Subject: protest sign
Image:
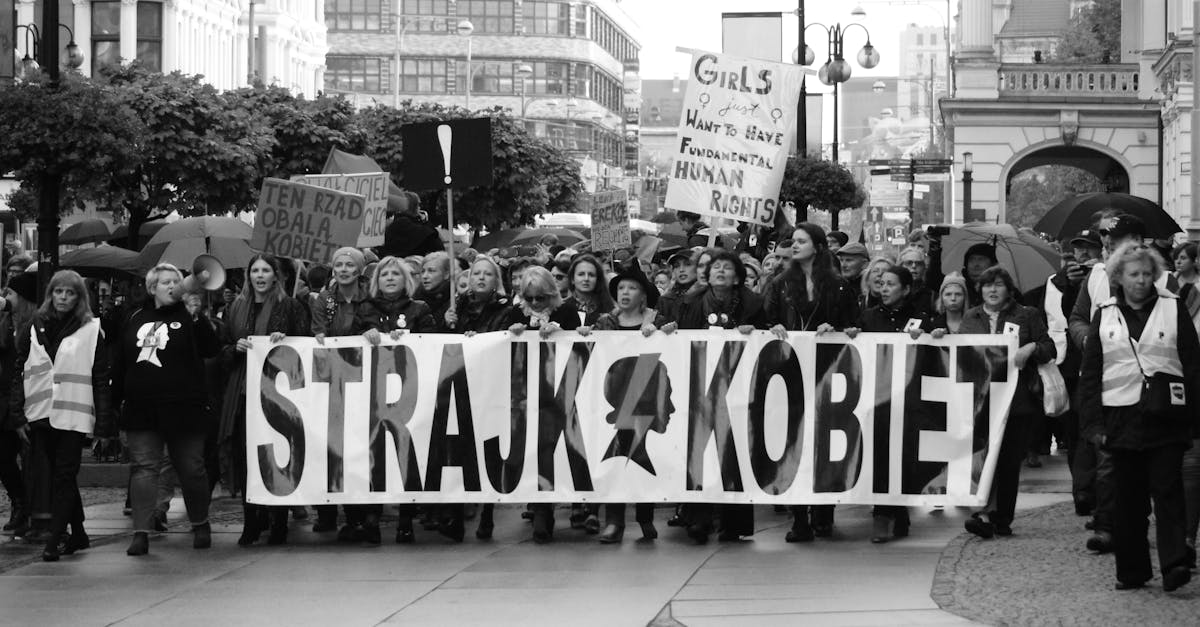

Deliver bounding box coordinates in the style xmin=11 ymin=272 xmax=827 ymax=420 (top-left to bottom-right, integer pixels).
xmin=245 ymin=331 xmax=1017 ymax=507
xmin=590 ymin=189 xmax=631 ymax=251
xmin=663 ymin=50 xmax=805 ymax=227
xmin=295 ymin=172 xmax=390 ymax=248
xmin=251 ymin=178 xmax=365 ymax=264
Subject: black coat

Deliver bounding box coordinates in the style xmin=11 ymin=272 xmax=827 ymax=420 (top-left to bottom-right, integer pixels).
xmin=677 ymin=286 xmax=766 ymax=330
xmin=450 ymin=292 xmax=512 ymax=333
xmin=502 ymin=301 xmax=582 ymax=331
xmin=378 ymin=213 xmax=443 ymax=259
xmin=762 ymin=270 xmax=859 ymax=331
xmin=353 ymin=295 xmax=437 ymax=334
xmin=958 ymin=301 xmax=1056 ymax=416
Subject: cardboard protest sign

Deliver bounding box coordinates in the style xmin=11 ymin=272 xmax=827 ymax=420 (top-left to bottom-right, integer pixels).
xmin=251 ymin=178 xmax=365 ymax=264
xmin=401 ymin=118 xmax=494 ymax=190
xmin=589 ymin=189 xmax=631 ymax=251
xmin=665 ymin=50 xmax=805 ymax=226
xmin=295 ymin=173 xmax=390 ymax=248
xmin=246 ymin=331 xmax=1018 ymax=507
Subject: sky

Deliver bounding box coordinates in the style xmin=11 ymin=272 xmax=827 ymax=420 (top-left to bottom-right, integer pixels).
xmin=617 ymin=0 xmax=954 ymax=80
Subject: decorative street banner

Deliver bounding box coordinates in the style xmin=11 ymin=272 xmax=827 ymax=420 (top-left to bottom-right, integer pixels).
xmin=246 ymin=331 xmax=1018 ymax=507
xmin=251 ymin=178 xmax=366 ymax=264
xmin=664 ymin=49 xmax=805 ymax=226
xmin=294 ymin=172 xmax=390 ymax=248
xmin=590 ymin=189 xmax=631 ymax=251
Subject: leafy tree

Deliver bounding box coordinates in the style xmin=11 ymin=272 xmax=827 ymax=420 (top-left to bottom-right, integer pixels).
xmin=778 ymin=156 xmax=867 ymax=218
xmin=1054 ymin=0 xmax=1121 ymax=63
xmin=0 ymin=73 xmax=144 ymax=220
xmin=99 ymin=64 xmax=277 ymax=246
xmin=356 ymin=100 xmax=583 ymax=236
xmin=1007 ymin=165 xmax=1104 ymax=229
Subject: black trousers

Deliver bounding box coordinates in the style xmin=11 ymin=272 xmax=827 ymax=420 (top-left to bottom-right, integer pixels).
xmin=985 ymin=411 xmax=1032 ymax=527
xmin=1074 ymin=439 xmax=1116 ymax=531
xmin=1111 ymin=444 xmax=1190 ymax=584
xmin=0 ymin=429 xmax=25 ymax=503
xmin=31 ymin=423 xmax=85 ymax=541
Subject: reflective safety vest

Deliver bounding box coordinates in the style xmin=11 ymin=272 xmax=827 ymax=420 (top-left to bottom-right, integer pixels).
xmin=1098 ymin=290 xmax=1182 ymax=407
xmin=23 ymin=318 xmax=100 ymax=434
xmin=1088 ymin=262 xmax=1171 ymax=319
xmin=1045 ymin=277 xmax=1068 ymax=365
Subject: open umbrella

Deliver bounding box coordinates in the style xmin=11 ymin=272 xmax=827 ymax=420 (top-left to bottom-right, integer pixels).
xmin=59 ymin=219 xmax=113 ymax=246
xmin=1034 ymin=192 xmax=1182 ymax=239
xmin=107 ymin=219 xmax=168 ymax=250
xmin=940 ymin=224 xmax=1060 ymax=292
xmin=59 ymin=246 xmax=143 ymax=277
xmin=474 ymin=227 xmax=586 ymax=251
xmin=137 ymin=216 xmax=255 ymax=270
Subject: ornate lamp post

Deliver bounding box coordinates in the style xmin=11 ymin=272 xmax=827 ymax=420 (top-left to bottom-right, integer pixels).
xmin=962 ymin=151 xmax=974 ymax=223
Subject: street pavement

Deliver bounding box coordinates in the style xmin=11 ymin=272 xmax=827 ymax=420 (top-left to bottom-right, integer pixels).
xmin=1 ymin=452 xmax=1187 ymax=626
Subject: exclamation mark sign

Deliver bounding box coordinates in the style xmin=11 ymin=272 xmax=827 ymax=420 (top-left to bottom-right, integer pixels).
xmin=437 ymin=124 xmax=453 ymax=185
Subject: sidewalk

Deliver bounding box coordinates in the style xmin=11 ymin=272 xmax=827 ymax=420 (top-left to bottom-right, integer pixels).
xmin=0 ymin=454 xmax=1092 ymax=626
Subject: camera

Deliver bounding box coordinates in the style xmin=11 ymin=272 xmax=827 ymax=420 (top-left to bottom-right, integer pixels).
xmin=926 ymin=225 xmax=951 ymax=238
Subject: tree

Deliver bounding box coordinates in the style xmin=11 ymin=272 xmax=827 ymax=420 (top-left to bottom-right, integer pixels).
xmin=100 ymin=64 xmax=277 ymax=246
xmin=778 ymin=156 xmax=867 ymax=217
xmin=356 ymin=100 xmax=582 ymax=235
xmin=0 ymin=73 xmax=144 ymax=221
xmin=1007 ymin=165 xmax=1104 ymax=229
xmin=1054 ymin=0 xmax=1121 ymax=63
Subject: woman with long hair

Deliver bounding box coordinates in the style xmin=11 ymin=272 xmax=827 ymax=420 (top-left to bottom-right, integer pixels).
xmin=219 ymin=254 xmax=308 ymax=547
xmin=504 ymin=266 xmax=581 ymax=543
xmin=0 ymin=268 xmax=37 ymax=537
xmin=113 ymin=264 xmax=222 ymax=556
xmin=764 ymin=222 xmax=859 ymax=542
xmin=666 ymin=250 xmax=765 ymax=544
xmin=564 ymin=254 xmax=614 ymax=327
xmin=415 ymin=251 xmax=454 ymax=328
xmin=959 ymin=266 xmax=1055 ymax=541
xmin=861 ymin=256 xmax=894 ymax=310
xmin=12 ymin=270 xmax=112 ymax=561
xmin=588 ymin=262 xmax=661 ymax=544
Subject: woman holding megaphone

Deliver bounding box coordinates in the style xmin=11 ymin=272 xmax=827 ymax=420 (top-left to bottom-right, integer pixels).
xmin=110 ymin=261 xmax=222 ymax=556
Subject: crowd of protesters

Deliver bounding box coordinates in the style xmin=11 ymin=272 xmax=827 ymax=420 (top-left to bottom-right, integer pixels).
xmin=0 ymin=203 xmax=1197 ymax=593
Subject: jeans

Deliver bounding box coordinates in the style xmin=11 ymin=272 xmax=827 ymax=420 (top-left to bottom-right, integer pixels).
xmin=1181 ymin=439 xmax=1200 ymax=547
xmin=1112 ymin=444 xmax=1190 ymax=584
xmin=126 ymin=429 xmax=210 ymax=532
xmin=156 ymin=450 xmax=178 ymax=514
xmin=30 ymin=423 xmax=85 ymax=542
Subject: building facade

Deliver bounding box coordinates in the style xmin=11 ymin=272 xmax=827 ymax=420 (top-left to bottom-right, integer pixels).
xmin=898 ymin=24 xmax=947 ymax=120
xmin=13 ymin=0 xmax=327 ymax=94
xmin=323 ymin=0 xmax=640 ymax=190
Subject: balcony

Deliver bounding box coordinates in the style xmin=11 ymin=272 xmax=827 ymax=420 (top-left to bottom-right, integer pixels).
xmin=997 ymin=64 xmax=1141 ymax=99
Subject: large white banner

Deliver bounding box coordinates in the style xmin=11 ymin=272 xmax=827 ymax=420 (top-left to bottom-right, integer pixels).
xmin=664 ymin=50 xmax=805 ymax=226
xmin=246 ymin=331 xmax=1018 ymax=507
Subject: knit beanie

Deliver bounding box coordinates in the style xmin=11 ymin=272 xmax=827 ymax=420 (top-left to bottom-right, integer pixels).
xmin=7 ymin=271 xmax=38 ymax=304
xmin=939 ymin=273 xmax=968 ymax=298
xmin=332 ymin=246 xmax=365 ymax=270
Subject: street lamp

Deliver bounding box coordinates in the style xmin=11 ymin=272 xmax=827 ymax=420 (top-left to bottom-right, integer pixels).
xmin=799 ymin=21 xmax=879 ymax=230
xmin=16 ymin=23 xmax=84 ymax=79
xmin=394 ymin=14 xmax=447 ymax=107
xmin=456 ymin=19 xmax=475 ymax=109
xmin=962 ymin=151 xmax=974 ymax=223
xmin=515 ymin=62 xmax=534 ymax=116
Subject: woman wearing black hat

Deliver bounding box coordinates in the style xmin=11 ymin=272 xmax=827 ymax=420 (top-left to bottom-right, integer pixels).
xmin=588 ymin=262 xmax=661 ymax=543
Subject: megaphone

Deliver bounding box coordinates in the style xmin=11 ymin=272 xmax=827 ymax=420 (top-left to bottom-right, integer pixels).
xmin=175 ymin=254 xmax=226 ymax=296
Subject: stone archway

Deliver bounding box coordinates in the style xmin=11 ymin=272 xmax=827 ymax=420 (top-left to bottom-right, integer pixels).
xmin=1005 ymin=144 xmax=1130 ymax=196
xmin=999 ymin=142 xmax=1132 ymax=226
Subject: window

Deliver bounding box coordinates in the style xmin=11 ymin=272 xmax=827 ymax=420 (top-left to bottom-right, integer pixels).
xmin=91 ymin=1 xmax=121 ymax=73
xmin=460 ymin=59 xmax=513 ymax=93
xmin=929 ymin=33 xmax=937 ymax=46
xmin=522 ymin=1 xmax=570 ymax=36
xmin=527 ymin=61 xmax=569 ymax=95
xmin=325 ymin=0 xmax=383 ymax=31
xmin=399 ymin=0 xmax=450 ymax=32
xmin=400 ymin=58 xmax=448 ymax=93
xmin=325 ymin=56 xmax=385 ymax=92
xmin=591 ymin=69 xmax=621 ymax=112
xmin=136 ymin=2 xmax=162 ymax=72
xmin=458 ymin=0 xmax=515 ymax=34
xmin=916 ymin=33 xmax=924 ymax=45
xmin=591 ymin=10 xmax=636 ymax=62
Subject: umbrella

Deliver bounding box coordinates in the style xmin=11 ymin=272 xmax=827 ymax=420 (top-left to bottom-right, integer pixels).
xmin=940 ymin=223 xmax=1060 ymax=292
xmin=59 ymin=219 xmax=113 ymax=246
xmin=474 ymin=227 xmax=586 ymax=251
xmin=1034 ymin=192 xmax=1182 ymax=239
xmin=59 ymin=246 xmax=143 ymax=277
xmin=650 ymin=211 xmax=678 ymax=225
xmin=137 ymin=216 xmax=255 ymax=270
xmin=107 ymin=219 xmax=168 ymax=250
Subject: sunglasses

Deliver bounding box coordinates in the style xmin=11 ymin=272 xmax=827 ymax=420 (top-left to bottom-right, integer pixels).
xmin=523 ymin=293 xmax=550 ymax=302
xmin=1097 ymin=229 xmax=1110 ymax=237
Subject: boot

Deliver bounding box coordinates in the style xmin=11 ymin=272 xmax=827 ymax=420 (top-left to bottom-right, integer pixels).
xmin=3 ymin=497 xmax=27 ymax=532
xmin=61 ymin=530 xmax=90 ymax=555
xmin=598 ymin=524 xmax=624 ymax=544
xmin=266 ymin=508 xmax=288 ymax=545
xmin=238 ymin=503 xmax=265 ymax=546
xmin=126 ymin=531 xmax=149 ymax=556
xmin=476 ymin=504 xmax=495 ymax=540
xmin=532 ymin=506 xmax=554 ymax=544
xmin=312 ymin=505 xmax=338 ymax=533
xmin=870 ymin=515 xmax=892 ymax=544
xmin=193 ymin=522 xmax=212 ymax=549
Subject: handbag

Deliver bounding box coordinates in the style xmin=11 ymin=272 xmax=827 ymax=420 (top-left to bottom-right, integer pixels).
xmin=1037 ymin=361 xmax=1069 ymax=417
xmin=1128 ymin=336 xmax=1188 ymax=416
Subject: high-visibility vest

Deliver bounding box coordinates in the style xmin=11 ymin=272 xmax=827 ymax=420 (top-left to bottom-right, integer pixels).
xmin=23 ymin=318 xmax=100 ymax=434
xmin=1045 ymin=277 xmax=1068 ymax=365
xmin=1098 ymin=290 xmax=1182 ymax=406
xmin=1088 ymin=262 xmax=1171 ymax=319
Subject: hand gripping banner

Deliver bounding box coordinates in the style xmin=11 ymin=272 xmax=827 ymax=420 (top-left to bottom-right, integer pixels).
xmin=245 ymin=331 xmax=1018 ymax=507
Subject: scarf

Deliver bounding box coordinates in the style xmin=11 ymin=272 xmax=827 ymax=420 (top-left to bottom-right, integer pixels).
xmin=520 ymin=300 xmax=552 ymax=328
xmin=227 ymin=293 xmax=277 ymax=339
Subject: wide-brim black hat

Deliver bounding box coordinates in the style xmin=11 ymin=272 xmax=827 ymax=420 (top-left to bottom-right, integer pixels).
xmin=608 ymin=261 xmax=658 ymax=309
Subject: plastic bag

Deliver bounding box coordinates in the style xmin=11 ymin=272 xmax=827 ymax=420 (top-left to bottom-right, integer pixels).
xmin=1038 ymin=361 xmax=1069 ymax=417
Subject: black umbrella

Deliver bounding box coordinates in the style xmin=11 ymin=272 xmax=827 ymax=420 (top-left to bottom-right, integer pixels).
xmin=649 ymin=211 xmax=678 ymax=225
xmin=1034 ymin=192 xmax=1182 ymax=239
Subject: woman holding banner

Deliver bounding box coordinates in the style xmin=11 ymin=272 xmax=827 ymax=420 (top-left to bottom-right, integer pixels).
xmin=309 ymin=246 xmax=369 ymax=538
xmin=220 ymin=254 xmax=308 ymax=547
xmin=764 ymin=223 xmax=859 ymax=543
xmin=445 ymin=255 xmax=512 ymax=540
xmin=1079 ymin=244 xmax=1199 ymax=592
xmin=565 ymin=254 xmax=614 ymax=328
xmin=959 ymin=267 xmax=1055 ymax=541
xmin=415 ymin=251 xmax=454 ymax=328
xmin=505 ymin=266 xmax=581 ymax=543
xmin=355 ymin=256 xmax=437 ymax=544
xmin=845 ymin=265 xmax=926 ymax=543
xmin=588 ymin=261 xmax=661 ymax=544
xmin=667 ymin=250 xmax=765 ymax=544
